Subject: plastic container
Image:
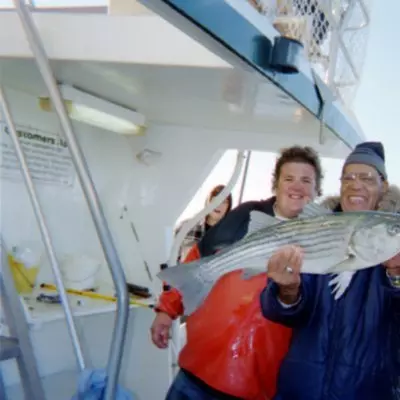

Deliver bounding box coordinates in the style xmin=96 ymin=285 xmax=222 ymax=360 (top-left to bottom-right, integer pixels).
xmin=8 ymin=243 xmax=42 ymax=294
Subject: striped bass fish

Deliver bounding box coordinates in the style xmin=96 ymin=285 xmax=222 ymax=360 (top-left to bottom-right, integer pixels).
xmin=158 ymin=203 xmax=400 ymax=316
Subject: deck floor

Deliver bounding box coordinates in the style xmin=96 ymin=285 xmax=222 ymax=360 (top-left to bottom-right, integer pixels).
xmin=6 ymin=369 xmax=77 ymax=400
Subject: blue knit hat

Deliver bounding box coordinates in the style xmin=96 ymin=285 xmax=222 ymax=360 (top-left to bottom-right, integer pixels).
xmin=343 ymin=141 xmax=387 ymax=180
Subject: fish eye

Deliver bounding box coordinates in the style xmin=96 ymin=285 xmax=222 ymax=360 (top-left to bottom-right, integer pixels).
xmin=387 ymin=224 xmax=400 ymax=236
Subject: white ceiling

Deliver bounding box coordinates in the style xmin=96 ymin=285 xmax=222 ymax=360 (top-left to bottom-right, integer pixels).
xmin=0 ymin=59 xmax=330 ymax=140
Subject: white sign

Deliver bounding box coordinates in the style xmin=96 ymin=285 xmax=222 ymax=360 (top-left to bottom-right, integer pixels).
xmin=0 ymin=123 xmax=75 ymax=187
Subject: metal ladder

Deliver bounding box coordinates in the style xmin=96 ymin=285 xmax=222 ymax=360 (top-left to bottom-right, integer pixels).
xmin=0 ymin=1 xmax=130 ymax=398
xmin=0 ymin=237 xmax=46 ymax=400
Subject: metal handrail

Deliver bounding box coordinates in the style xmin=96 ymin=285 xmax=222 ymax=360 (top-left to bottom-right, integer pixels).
xmin=12 ymin=1 xmax=130 ymax=398
xmin=0 ymin=86 xmax=86 ymax=371
xmin=0 ymin=235 xmax=47 ymax=400
xmin=238 ymin=150 xmax=252 ymax=204
xmin=167 ymin=150 xmax=246 ymax=381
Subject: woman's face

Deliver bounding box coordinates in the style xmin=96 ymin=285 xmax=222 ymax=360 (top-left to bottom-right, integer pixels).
xmin=274 ymin=162 xmax=318 ymax=218
xmin=207 ymin=198 xmax=230 ymax=225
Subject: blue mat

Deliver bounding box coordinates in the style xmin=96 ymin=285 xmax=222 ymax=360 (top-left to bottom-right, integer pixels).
xmin=71 ymin=369 xmax=135 ymax=400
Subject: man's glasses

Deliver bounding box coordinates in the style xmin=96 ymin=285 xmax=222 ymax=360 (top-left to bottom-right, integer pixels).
xmin=340 ymin=172 xmax=382 ymax=187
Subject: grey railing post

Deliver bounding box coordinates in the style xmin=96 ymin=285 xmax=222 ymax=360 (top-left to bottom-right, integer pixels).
xmin=0 ymin=85 xmax=86 ymax=371
xmin=12 ymin=1 xmax=130 ymax=398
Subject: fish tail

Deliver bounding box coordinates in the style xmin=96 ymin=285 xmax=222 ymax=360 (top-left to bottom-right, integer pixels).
xmin=157 ymin=259 xmax=213 ymax=315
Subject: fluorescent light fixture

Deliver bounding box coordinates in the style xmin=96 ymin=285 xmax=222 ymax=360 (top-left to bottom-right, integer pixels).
xmin=38 ymin=84 xmax=146 ymax=135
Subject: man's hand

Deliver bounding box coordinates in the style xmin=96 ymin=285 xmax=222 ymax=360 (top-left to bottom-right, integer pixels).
xmin=150 ymin=312 xmax=173 ymax=349
xmin=267 ymin=245 xmax=303 ymax=305
xmin=384 ymin=253 xmax=400 ymax=277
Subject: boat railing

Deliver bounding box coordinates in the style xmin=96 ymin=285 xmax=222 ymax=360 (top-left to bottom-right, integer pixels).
xmin=252 ymin=0 xmax=372 ymax=107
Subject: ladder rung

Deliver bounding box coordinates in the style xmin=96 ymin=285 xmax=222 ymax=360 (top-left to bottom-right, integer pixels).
xmin=0 ymin=336 xmax=20 ymax=361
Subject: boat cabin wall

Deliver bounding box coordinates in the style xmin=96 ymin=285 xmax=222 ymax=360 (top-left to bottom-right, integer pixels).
xmin=0 ymin=88 xmax=231 ymax=292
xmin=0 ymin=87 xmax=230 ymax=398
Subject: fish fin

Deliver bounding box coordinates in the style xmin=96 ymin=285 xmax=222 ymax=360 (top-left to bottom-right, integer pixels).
xmin=329 ymin=271 xmax=355 ymax=300
xmin=298 ymin=202 xmax=332 ymax=218
xmin=328 ymin=252 xmax=357 ymax=273
xmin=241 ymin=267 xmax=264 ymax=280
xmin=157 ymin=260 xmax=213 ymax=316
xmin=246 ymin=211 xmax=280 ymax=236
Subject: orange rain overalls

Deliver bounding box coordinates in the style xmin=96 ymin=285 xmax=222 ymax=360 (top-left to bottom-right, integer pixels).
xmin=155 ymin=244 xmax=292 ymax=400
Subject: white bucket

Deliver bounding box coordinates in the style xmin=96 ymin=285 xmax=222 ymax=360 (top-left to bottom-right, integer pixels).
xmin=59 ymin=254 xmax=102 ymax=290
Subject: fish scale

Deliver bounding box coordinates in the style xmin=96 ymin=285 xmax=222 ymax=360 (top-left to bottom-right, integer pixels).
xmin=211 ymin=222 xmax=348 ymax=258
xmin=203 ymin=221 xmax=353 ymax=277
xmin=158 ymin=205 xmax=400 ymax=316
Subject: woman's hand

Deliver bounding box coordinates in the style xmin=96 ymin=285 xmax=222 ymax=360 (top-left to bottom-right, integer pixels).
xmin=150 ymin=312 xmax=173 ymax=349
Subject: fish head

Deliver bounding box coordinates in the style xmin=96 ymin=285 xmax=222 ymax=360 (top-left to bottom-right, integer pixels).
xmin=350 ymin=212 xmax=400 ymax=268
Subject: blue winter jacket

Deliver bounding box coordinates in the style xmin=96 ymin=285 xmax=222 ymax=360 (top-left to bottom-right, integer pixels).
xmin=260 ymin=200 xmax=400 ymax=400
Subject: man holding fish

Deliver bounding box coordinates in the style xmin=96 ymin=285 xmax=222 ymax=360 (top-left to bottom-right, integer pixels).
xmin=261 ymin=141 xmax=400 ymax=399
xmin=152 ymin=145 xmax=324 ymax=399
